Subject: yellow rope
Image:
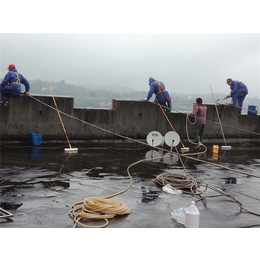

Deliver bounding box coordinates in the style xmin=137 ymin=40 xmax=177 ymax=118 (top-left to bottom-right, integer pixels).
xmin=68 ymin=173 xmax=132 ymax=228
xmin=69 ymin=198 xmax=131 ymax=228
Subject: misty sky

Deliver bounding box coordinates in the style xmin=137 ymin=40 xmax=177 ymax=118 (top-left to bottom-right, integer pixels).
xmin=1 ymin=2 xmax=260 ymax=98
xmin=1 ymin=33 xmax=259 ymax=98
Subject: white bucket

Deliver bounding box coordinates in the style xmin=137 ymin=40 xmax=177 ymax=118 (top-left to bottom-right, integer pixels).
xmin=184 ymin=201 xmax=200 ymax=228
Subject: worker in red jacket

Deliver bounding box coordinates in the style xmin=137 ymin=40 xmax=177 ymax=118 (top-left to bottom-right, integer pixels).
xmin=186 ymin=97 xmax=207 ymax=150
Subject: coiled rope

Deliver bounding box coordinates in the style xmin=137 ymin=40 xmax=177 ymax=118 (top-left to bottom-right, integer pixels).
xmin=153 ymin=172 xmax=201 ymax=194
xmin=68 ymin=198 xmax=131 ymax=228
xmin=68 ymin=165 xmax=132 ymax=227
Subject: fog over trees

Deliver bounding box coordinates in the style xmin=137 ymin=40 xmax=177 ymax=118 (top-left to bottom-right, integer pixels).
xmin=21 ymin=79 xmax=260 ymax=113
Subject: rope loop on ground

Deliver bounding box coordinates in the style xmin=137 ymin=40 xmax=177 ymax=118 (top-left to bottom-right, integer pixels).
xmin=69 ymin=197 xmax=131 ymax=228
xmin=153 ymin=172 xmax=204 ymax=196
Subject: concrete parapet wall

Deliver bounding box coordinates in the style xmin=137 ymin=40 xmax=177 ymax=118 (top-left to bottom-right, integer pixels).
xmin=0 ymin=94 xmax=259 ymax=143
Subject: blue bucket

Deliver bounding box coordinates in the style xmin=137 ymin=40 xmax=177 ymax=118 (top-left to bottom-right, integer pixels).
xmin=248 ymin=106 xmax=258 ymax=115
xmin=28 ymin=132 xmax=42 ymax=146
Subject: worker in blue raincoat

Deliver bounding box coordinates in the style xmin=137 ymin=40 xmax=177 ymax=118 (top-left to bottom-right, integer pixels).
xmin=144 ymin=77 xmax=172 ymax=112
xmin=0 ymin=64 xmax=30 ymax=107
xmin=225 ymin=78 xmax=248 ymax=114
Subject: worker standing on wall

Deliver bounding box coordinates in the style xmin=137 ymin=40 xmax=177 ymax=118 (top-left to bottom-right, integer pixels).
xmin=225 ymin=78 xmax=248 ymax=114
xmin=0 ymin=64 xmax=30 ymax=107
xmin=144 ymin=77 xmax=171 ymax=112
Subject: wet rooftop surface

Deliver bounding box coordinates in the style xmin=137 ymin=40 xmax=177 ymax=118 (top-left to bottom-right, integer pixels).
xmin=1 ymin=141 xmax=260 ymax=228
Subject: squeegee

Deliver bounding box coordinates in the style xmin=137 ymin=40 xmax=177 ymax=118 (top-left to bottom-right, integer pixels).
xmin=221 ymin=143 xmax=232 ymax=150
xmin=180 ymin=147 xmax=190 ymax=152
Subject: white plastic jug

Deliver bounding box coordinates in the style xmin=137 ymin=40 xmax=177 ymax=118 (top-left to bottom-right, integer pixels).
xmin=184 ymin=201 xmax=200 ymax=228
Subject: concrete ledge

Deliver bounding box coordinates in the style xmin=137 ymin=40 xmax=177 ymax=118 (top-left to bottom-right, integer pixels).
xmin=0 ymin=94 xmax=259 ymax=143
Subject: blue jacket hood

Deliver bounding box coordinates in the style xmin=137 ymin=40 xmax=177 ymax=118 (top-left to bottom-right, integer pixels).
xmin=149 ymin=77 xmax=156 ymax=85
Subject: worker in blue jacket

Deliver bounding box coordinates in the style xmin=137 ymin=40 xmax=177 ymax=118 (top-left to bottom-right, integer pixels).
xmin=225 ymin=78 xmax=248 ymax=113
xmin=144 ymin=77 xmax=172 ymax=111
xmin=0 ymin=64 xmax=30 ymax=107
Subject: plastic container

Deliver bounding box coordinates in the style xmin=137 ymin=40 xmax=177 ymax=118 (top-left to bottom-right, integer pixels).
xmin=248 ymin=105 xmax=258 ymax=115
xmin=185 ymin=201 xmax=200 ymax=228
xmin=171 ymin=207 xmax=186 ymax=224
xmin=163 ymin=184 xmax=182 ymax=195
xmin=212 ymin=153 xmax=218 ymax=161
xmin=28 ymin=132 xmax=42 ymax=146
xmin=212 ymin=145 xmax=219 ymax=154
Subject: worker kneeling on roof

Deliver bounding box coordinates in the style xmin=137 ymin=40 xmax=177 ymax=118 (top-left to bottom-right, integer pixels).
xmin=143 ymin=77 xmax=171 ymax=112
xmin=0 ymin=64 xmax=30 ymax=107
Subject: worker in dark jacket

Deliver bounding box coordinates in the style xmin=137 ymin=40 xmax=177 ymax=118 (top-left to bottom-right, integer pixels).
xmin=144 ymin=77 xmax=171 ymax=111
xmin=225 ymin=78 xmax=248 ymax=114
xmin=0 ymin=64 xmax=30 ymax=107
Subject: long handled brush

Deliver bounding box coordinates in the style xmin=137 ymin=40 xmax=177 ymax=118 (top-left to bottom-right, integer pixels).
xmin=210 ymin=86 xmax=231 ymax=150
xmin=49 ymin=86 xmax=78 ymax=153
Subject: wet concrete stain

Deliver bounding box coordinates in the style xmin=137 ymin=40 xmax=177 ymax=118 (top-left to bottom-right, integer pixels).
xmin=0 ymin=202 xmax=23 ymax=210
xmin=141 ymin=186 xmax=160 ymax=203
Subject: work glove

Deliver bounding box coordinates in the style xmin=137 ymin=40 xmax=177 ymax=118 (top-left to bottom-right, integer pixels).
xmin=24 ymin=91 xmax=30 ymax=96
xmin=225 ymin=93 xmax=231 ymax=99
xmin=140 ymin=98 xmax=148 ymax=101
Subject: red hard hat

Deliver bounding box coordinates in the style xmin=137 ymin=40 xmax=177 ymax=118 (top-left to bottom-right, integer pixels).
xmin=7 ymin=64 xmax=16 ymax=69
